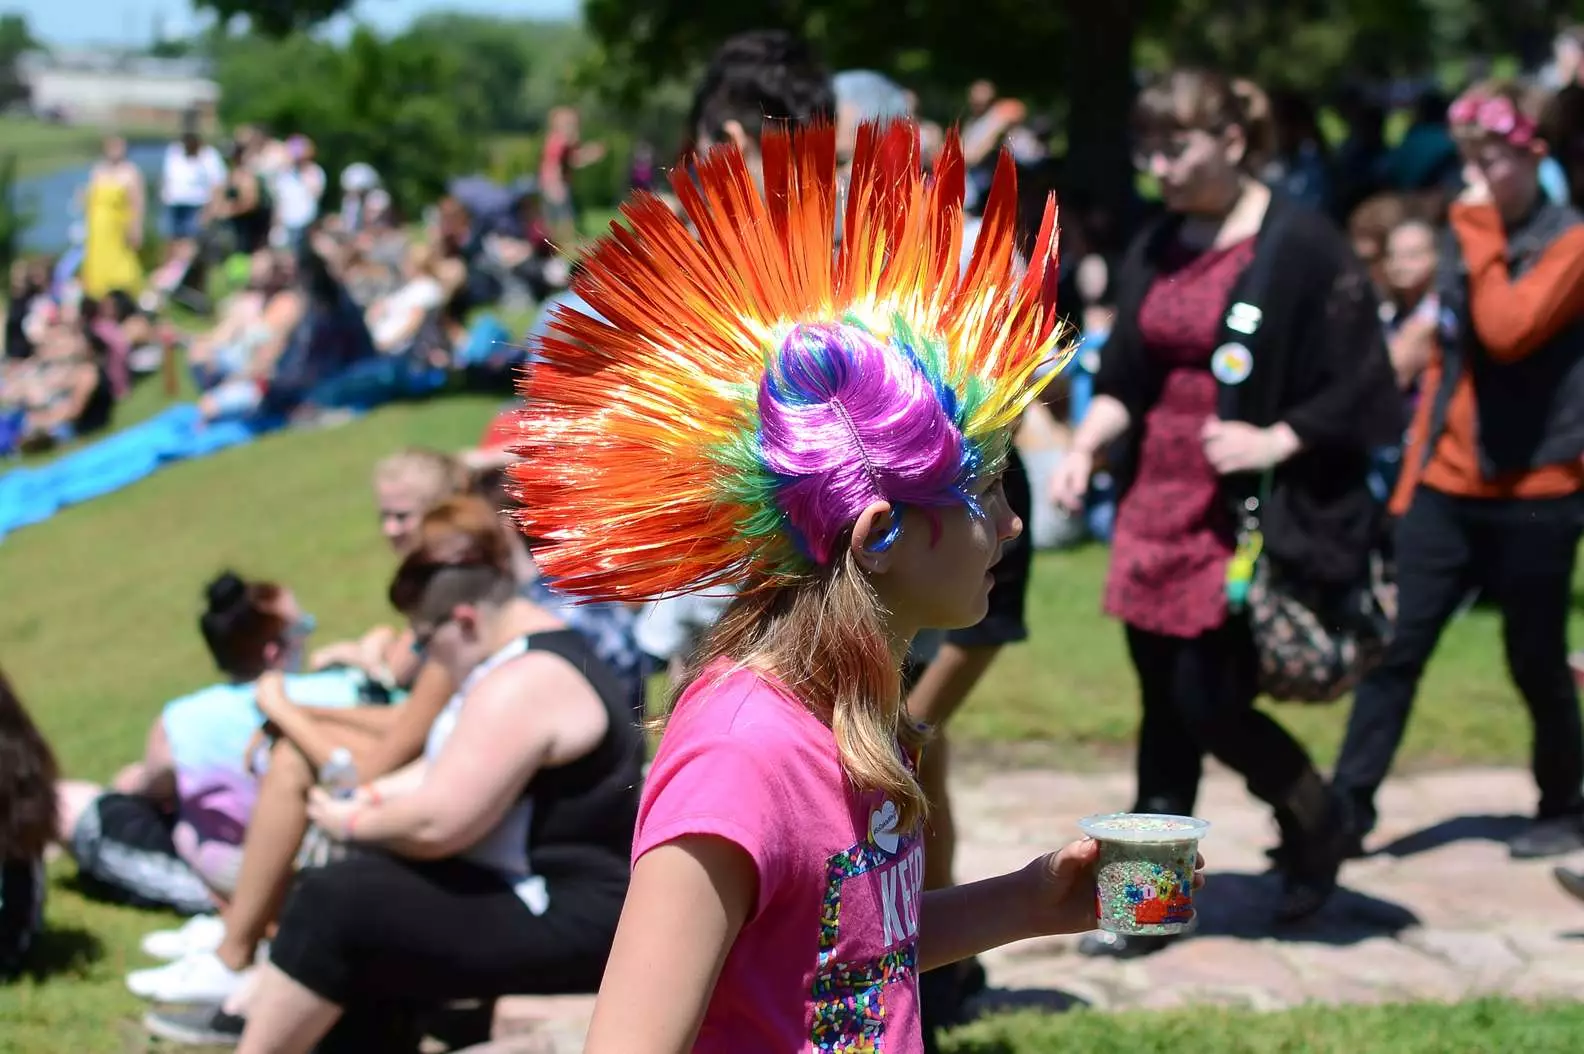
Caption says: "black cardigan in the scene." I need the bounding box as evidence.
[1095,193,1403,586]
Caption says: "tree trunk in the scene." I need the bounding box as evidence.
[1063,0,1140,247]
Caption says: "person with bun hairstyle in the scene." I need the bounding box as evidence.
[207,496,641,1053]
[131,451,474,1010]
[1050,68,1400,954]
[57,572,326,923]
[0,667,58,979]
[1336,80,1584,862]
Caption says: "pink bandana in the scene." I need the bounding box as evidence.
[1448,92,1537,147]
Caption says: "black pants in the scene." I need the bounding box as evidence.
[1128,619,1315,816]
[269,852,623,1010]
[1333,487,1584,832]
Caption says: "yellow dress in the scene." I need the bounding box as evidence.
[80,172,144,298]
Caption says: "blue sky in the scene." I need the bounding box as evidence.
[7,0,579,47]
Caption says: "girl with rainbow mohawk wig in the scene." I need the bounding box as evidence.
[514,119,1205,1052]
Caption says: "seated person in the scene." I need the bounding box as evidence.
[186,251,290,386]
[430,195,497,310]
[127,452,475,1006]
[159,497,640,1049]
[255,250,377,423]
[192,253,307,423]
[0,313,114,455]
[4,259,50,363]
[0,667,58,980]
[98,289,166,380]
[363,242,447,355]
[57,573,374,921]
[310,448,474,688]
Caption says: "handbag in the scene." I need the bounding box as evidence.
[1213,200,1395,702]
[1233,474,1397,703]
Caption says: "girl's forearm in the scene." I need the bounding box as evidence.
[917,870,1041,973]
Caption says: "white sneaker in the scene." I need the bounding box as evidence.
[140,915,226,962]
[126,951,250,1003]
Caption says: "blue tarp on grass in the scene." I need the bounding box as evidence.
[0,405,270,542]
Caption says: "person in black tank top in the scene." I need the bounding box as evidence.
[168,499,642,1052]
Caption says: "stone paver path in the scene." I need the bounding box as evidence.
[472,765,1584,1052]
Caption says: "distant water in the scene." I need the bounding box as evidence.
[14,140,170,254]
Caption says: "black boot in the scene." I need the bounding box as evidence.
[1266,782,1366,870]
[1271,768,1349,923]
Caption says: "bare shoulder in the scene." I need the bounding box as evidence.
[468,649,610,762]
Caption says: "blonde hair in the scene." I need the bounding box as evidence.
[1132,68,1275,172]
[373,448,471,509]
[667,554,931,833]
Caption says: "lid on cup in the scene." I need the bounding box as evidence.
[1078,812,1211,844]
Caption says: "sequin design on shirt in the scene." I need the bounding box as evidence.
[808,812,921,1051]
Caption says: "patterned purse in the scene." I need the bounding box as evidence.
[1246,544,1396,703]
[1232,473,1396,704]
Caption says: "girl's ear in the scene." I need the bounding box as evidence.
[848,500,899,575]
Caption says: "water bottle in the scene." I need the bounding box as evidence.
[300,747,360,869]
[320,747,360,800]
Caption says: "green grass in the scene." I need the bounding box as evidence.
[942,999,1584,1054]
[1,393,1580,1049]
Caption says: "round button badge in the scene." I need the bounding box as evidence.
[1210,342,1253,386]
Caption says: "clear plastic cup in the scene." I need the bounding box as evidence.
[1078,812,1210,936]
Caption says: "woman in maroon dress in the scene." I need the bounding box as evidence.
[1051,69,1400,956]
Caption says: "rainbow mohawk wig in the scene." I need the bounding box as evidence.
[510,119,1073,602]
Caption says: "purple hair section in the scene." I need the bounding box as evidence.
[758,322,969,565]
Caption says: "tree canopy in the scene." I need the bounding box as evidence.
[213,27,488,214]
[191,0,357,38]
[0,13,39,110]
[578,0,1582,219]
[582,0,1578,101]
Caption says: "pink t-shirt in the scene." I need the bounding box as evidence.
[634,662,924,1053]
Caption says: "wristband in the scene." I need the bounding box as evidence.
[344,807,361,841]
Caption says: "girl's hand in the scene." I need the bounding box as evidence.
[307,787,360,841]
[1021,839,1206,936]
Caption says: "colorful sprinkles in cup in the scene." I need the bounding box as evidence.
[1078,813,1210,936]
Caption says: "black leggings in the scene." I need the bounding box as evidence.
[1333,487,1584,832]
[268,852,624,1009]
[1128,618,1315,816]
